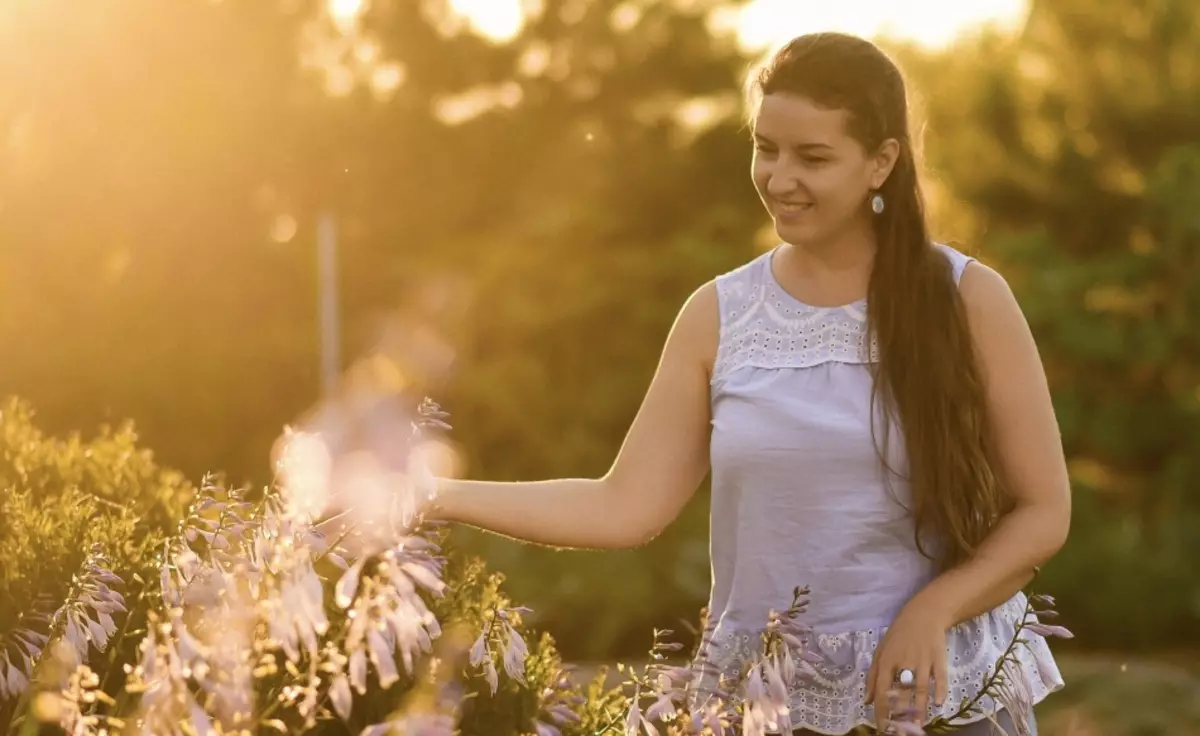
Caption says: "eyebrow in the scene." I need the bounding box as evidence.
[752,133,833,151]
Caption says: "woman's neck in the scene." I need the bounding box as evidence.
[782,221,877,281]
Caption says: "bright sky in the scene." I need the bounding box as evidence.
[727,0,1027,50]
[329,0,1028,50]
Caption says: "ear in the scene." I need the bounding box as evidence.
[869,138,901,189]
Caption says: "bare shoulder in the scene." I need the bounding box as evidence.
[669,280,720,376]
[958,260,1027,332]
[957,259,1045,380]
[959,259,1014,304]
[955,256,1070,519]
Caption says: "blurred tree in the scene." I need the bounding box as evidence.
[0,0,760,660]
[897,0,1200,648]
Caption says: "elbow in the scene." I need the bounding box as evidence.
[1048,494,1072,556]
[1026,496,1071,566]
[612,520,666,550]
[599,475,669,550]
[1048,511,1070,560]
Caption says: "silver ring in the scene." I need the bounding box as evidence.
[897,668,915,687]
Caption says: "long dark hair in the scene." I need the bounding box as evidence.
[747,33,1009,570]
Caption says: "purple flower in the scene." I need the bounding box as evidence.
[350,648,368,694]
[533,721,561,736]
[545,703,580,725]
[763,658,789,709]
[468,633,487,667]
[501,635,527,686]
[625,685,644,735]
[367,628,399,688]
[335,558,366,608]
[743,701,767,736]
[0,652,30,700]
[644,692,678,721]
[887,721,927,736]
[330,674,353,720]
[992,660,1034,736]
[1024,623,1073,639]
[484,658,499,695]
[780,645,796,682]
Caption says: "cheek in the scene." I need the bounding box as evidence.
[810,165,864,206]
[751,157,770,192]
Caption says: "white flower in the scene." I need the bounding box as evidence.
[350,648,369,694]
[468,633,488,667]
[501,629,528,686]
[484,658,499,695]
[330,674,353,720]
[367,628,399,689]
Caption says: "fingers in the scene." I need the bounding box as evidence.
[912,659,930,720]
[872,664,892,732]
[934,653,948,708]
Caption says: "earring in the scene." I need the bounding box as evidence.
[870,193,885,214]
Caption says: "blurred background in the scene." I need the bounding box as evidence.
[2,0,1198,730]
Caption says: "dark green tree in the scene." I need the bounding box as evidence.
[897,0,1200,648]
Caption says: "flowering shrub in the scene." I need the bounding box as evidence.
[1,397,626,735]
[0,395,1069,735]
[612,589,1070,736]
[0,397,194,724]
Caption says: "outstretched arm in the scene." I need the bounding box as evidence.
[432,281,719,550]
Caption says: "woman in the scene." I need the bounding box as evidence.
[431,32,1070,735]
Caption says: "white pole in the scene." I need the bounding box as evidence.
[318,212,340,396]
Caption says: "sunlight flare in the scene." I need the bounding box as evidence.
[448,0,526,43]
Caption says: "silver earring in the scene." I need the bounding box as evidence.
[871,193,885,214]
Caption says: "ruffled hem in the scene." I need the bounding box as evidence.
[693,593,1065,735]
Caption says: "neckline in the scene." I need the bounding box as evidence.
[764,244,869,312]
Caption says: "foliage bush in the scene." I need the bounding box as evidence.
[0,397,1073,736]
[0,398,629,734]
[0,398,194,720]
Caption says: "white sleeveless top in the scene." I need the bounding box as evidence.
[693,243,1064,733]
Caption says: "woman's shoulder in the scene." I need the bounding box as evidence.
[712,248,774,314]
[932,241,978,285]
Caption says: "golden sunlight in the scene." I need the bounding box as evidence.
[439,0,1026,49]
[726,0,1029,51]
[329,0,1026,48]
[448,0,525,43]
[328,0,364,26]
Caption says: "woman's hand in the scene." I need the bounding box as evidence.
[864,595,951,731]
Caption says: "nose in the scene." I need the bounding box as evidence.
[764,157,805,200]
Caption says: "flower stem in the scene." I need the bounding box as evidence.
[925,598,1034,732]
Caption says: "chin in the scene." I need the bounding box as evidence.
[774,220,821,246]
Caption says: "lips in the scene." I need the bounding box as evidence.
[774,200,813,215]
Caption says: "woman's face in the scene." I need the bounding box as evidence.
[751,93,894,247]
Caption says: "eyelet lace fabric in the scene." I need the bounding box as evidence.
[692,594,1064,735]
[712,254,877,385]
[699,244,1065,733]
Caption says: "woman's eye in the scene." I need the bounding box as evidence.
[804,157,828,165]
[754,143,775,153]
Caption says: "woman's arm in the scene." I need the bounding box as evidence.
[865,261,1073,720]
[912,261,1073,625]
[432,281,719,550]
